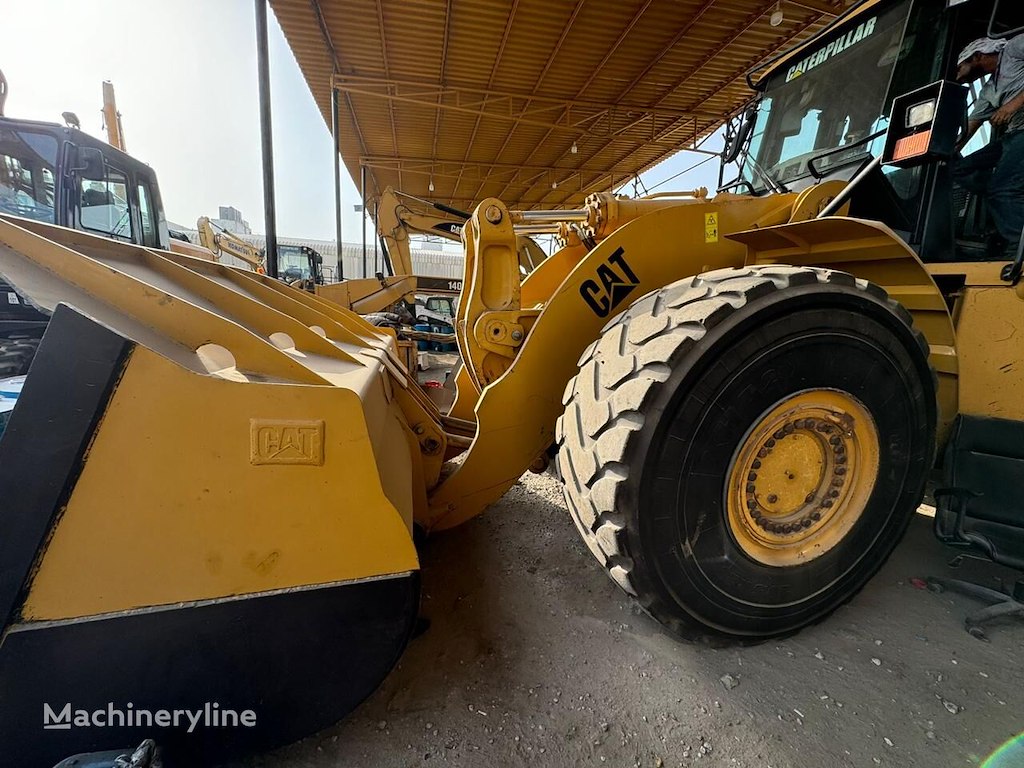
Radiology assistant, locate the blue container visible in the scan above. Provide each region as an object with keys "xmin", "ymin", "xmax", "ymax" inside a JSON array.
[
  {"xmin": 414, "ymin": 323, "xmax": 431, "ymax": 351},
  {"xmin": 439, "ymin": 323, "xmax": 458, "ymax": 353}
]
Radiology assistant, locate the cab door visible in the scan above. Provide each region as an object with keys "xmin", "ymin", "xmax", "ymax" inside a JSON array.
[
  {"xmin": 74, "ymin": 158, "xmax": 135, "ymax": 243},
  {"xmin": 923, "ymin": 0, "xmax": 1024, "ymax": 421}
]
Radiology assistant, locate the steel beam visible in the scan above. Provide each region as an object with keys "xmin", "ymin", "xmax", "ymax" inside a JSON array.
[
  {"xmin": 255, "ymin": 0, "xmax": 278, "ymax": 279},
  {"xmin": 332, "ymin": 87, "xmax": 343, "ymax": 279}
]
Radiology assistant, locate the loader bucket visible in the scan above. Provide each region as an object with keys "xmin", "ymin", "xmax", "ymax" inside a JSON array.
[{"xmin": 0, "ymin": 215, "xmax": 428, "ymax": 764}]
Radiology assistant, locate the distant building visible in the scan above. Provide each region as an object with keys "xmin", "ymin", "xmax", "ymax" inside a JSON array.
[{"xmin": 213, "ymin": 205, "xmax": 251, "ymax": 235}]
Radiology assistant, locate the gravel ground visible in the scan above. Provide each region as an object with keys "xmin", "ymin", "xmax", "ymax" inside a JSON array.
[{"xmin": 238, "ymin": 470, "xmax": 1024, "ymax": 768}]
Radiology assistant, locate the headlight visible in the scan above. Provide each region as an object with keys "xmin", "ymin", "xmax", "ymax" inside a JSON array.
[{"xmin": 906, "ymin": 99, "xmax": 936, "ymax": 129}]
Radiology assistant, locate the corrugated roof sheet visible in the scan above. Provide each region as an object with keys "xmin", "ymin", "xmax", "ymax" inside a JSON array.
[{"xmin": 270, "ymin": 0, "xmax": 857, "ymax": 210}]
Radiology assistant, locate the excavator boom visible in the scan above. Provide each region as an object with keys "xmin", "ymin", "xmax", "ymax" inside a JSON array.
[
  {"xmin": 197, "ymin": 216, "xmax": 266, "ymax": 272},
  {"xmin": 101, "ymin": 81, "xmax": 126, "ymax": 152},
  {"xmin": 376, "ymin": 187, "xmax": 467, "ymax": 277}
]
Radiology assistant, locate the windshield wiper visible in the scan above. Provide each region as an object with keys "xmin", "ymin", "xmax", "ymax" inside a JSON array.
[{"xmin": 746, "ymin": 154, "xmax": 789, "ymax": 194}]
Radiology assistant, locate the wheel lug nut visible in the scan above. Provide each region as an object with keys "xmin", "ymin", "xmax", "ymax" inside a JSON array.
[
  {"xmin": 746, "ymin": 483, "xmax": 756, "ymax": 493},
  {"xmin": 829, "ymin": 435, "xmax": 841, "ymax": 445},
  {"xmin": 821, "ymin": 499, "xmax": 834, "ymax": 509},
  {"xmin": 783, "ymin": 423, "xmax": 795, "ymax": 434},
  {"xmin": 805, "ymin": 492, "xmax": 815, "ymax": 503},
  {"xmin": 747, "ymin": 500, "xmax": 758, "ymax": 510},
  {"xmin": 752, "ymin": 459, "xmax": 762, "ymax": 469},
  {"xmin": 758, "ymin": 448, "xmax": 768, "ymax": 459},
  {"xmin": 765, "ymin": 438, "xmax": 776, "ymax": 449},
  {"xmin": 834, "ymin": 467, "xmax": 847, "ymax": 476},
  {"xmin": 836, "ymin": 455, "xmax": 847, "ymax": 464},
  {"xmin": 811, "ymin": 511, "xmax": 822, "ymax": 521},
  {"xmin": 829, "ymin": 489, "xmax": 839, "ymax": 498},
  {"xmin": 748, "ymin": 472, "xmax": 757, "ymax": 482},
  {"xmin": 802, "ymin": 518, "xmax": 813, "ymax": 528}
]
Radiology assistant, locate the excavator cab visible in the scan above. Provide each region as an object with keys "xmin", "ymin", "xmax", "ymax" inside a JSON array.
[
  {"xmin": 0, "ymin": 117, "xmax": 170, "ymax": 377},
  {"xmin": 0, "ymin": 118, "xmax": 168, "ymax": 249},
  {"xmin": 277, "ymin": 243, "xmax": 324, "ymax": 286}
]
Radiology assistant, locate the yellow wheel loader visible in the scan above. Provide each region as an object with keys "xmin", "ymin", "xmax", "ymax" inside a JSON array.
[{"xmin": 4, "ymin": 0, "xmax": 1024, "ymax": 763}]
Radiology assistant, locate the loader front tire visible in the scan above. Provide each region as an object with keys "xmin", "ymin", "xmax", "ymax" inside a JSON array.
[{"xmin": 556, "ymin": 266, "xmax": 935, "ymax": 642}]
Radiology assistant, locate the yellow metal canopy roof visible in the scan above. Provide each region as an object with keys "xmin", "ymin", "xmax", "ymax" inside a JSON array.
[{"xmin": 270, "ymin": 0, "xmax": 857, "ymax": 210}]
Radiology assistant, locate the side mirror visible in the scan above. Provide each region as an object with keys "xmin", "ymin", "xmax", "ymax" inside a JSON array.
[
  {"xmin": 881, "ymin": 80, "xmax": 967, "ymax": 169},
  {"xmin": 722, "ymin": 106, "xmax": 757, "ymax": 165},
  {"xmin": 71, "ymin": 147, "xmax": 105, "ymax": 181}
]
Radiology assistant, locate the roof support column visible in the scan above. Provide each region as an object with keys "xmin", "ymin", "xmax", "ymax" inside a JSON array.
[
  {"xmin": 332, "ymin": 86, "xmax": 344, "ymax": 280},
  {"xmin": 255, "ymin": 0, "xmax": 278, "ymax": 279},
  {"xmin": 361, "ymin": 164, "xmax": 367, "ymax": 278}
]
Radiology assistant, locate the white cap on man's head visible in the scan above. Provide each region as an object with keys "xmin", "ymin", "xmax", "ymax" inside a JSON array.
[{"xmin": 958, "ymin": 37, "xmax": 1007, "ymax": 66}]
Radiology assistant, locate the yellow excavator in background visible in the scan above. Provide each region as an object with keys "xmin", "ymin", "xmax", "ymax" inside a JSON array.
[
  {"xmin": 315, "ymin": 185, "xmax": 548, "ymax": 317},
  {"xmin": 196, "ymin": 216, "xmax": 267, "ymax": 273},
  {"xmin": 197, "ymin": 216, "xmax": 332, "ymax": 293},
  {"xmin": 4, "ymin": 0, "xmax": 1024, "ymax": 764},
  {"xmin": 376, "ymin": 186, "xmax": 549, "ymax": 284},
  {"xmin": 313, "ymin": 186, "xmax": 475, "ymax": 313}
]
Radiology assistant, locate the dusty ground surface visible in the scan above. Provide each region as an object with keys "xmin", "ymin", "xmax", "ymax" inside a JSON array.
[{"xmin": 240, "ymin": 470, "xmax": 1024, "ymax": 768}]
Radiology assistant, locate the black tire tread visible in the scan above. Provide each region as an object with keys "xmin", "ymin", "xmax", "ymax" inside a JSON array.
[{"xmin": 555, "ymin": 264, "xmax": 931, "ymax": 638}]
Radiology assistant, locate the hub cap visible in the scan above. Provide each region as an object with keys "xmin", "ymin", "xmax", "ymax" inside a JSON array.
[{"xmin": 726, "ymin": 390, "xmax": 880, "ymax": 567}]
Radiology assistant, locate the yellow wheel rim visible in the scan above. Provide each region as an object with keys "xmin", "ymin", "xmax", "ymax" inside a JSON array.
[{"xmin": 726, "ymin": 390, "xmax": 880, "ymax": 568}]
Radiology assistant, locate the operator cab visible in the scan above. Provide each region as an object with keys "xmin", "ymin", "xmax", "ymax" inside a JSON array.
[
  {"xmin": 731, "ymin": 0, "xmax": 1024, "ymax": 264},
  {"xmin": 277, "ymin": 244, "xmax": 324, "ymax": 286},
  {"xmin": 1, "ymin": 118, "xmax": 172, "ymax": 378},
  {"xmin": 0, "ymin": 117, "xmax": 169, "ymax": 249}
]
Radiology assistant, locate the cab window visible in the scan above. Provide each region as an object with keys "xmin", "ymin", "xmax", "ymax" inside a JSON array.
[
  {"xmin": 79, "ymin": 167, "xmax": 132, "ymax": 240},
  {"xmin": 0, "ymin": 128, "xmax": 57, "ymax": 222},
  {"xmin": 426, "ymin": 297, "xmax": 453, "ymax": 318},
  {"xmin": 137, "ymin": 180, "xmax": 158, "ymax": 247}
]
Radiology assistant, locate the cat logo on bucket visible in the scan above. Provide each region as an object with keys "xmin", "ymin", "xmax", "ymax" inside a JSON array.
[
  {"xmin": 580, "ymin": 247, "xmax": 639, "ymax": 318},
  {"xmin": 250, "ymin": 419, "xmax": 324, "ymax": 465}
]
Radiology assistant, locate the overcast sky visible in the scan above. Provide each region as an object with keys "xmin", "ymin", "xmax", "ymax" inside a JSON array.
[{"xmin": 6, "ymin": 1, "xmax": 722, "ymax": 243}]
